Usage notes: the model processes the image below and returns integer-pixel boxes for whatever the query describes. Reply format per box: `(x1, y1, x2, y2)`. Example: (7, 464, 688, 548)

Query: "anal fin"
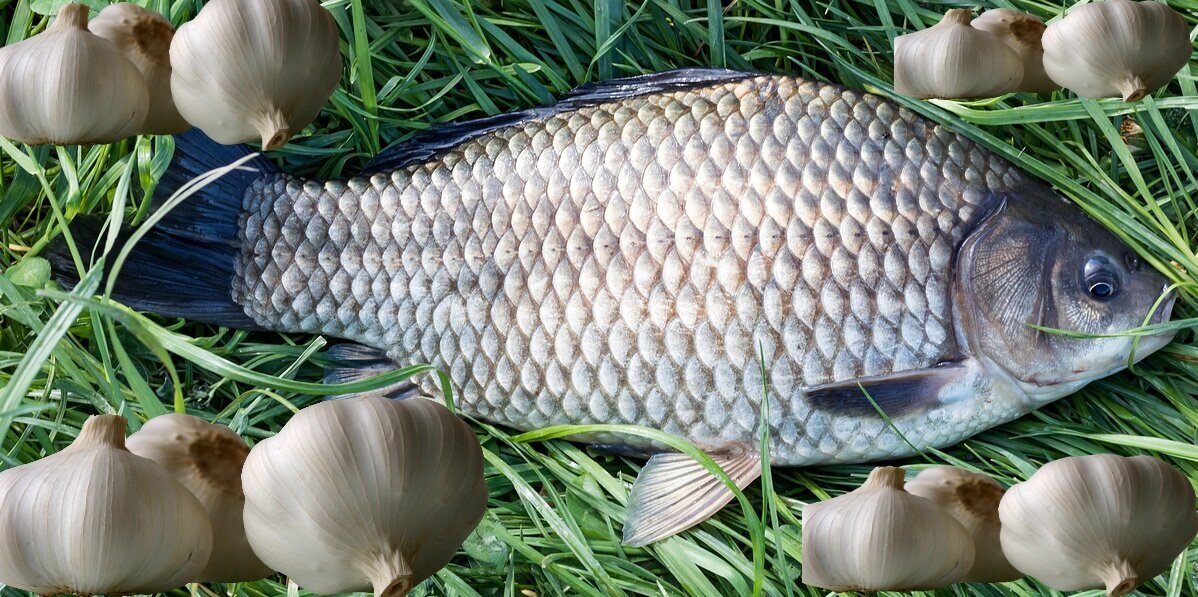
(323, 343, 419, 400)
(621, 445, 761, 547)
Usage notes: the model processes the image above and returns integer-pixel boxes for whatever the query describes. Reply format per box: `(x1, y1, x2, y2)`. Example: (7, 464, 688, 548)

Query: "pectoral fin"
(323, 343, 418, 400)
(803, 361, 968, 418)
(621, 445, 761, 547)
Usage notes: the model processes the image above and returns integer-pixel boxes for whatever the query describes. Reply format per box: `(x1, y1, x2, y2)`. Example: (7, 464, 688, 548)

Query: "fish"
(50, 68, 1176, 546)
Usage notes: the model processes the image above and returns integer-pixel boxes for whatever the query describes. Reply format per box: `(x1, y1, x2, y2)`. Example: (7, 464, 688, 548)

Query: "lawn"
(1, 0, 1197, 595)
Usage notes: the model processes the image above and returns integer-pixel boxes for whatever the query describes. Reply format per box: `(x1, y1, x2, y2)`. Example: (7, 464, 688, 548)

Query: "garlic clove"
(169, 0, 342, 149)
(1042, 0, 1191, 101)
(0, 3, 149, 145)
(0, 415, 213, 595)
(126, 413, 272, 583)
(802, 466, 976, 591)
(971, 9, 1058, 93)
(999, 454, 1198, 595)
(89, 3, 190, 135)
(905, 466, 1021, 582)
(242, 397, 487, 597)
(894, 9, 1025, 99)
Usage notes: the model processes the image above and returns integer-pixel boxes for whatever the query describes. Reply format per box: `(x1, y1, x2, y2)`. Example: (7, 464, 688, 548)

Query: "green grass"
(1, 0, 1197, 595)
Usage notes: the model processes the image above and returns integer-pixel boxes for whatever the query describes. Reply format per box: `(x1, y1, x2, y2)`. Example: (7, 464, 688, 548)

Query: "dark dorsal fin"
(361, 68, 755, 175)
(554, 68, 753, 107)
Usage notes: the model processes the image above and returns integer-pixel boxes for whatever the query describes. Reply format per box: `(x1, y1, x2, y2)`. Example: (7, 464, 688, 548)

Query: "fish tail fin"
(46, 130, 278, 329)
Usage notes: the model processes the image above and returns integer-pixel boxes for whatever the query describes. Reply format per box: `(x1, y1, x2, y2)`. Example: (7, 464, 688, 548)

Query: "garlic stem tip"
(258, 109, 291, 150)
(1119, 75, 1149, 102)
(1122, 89, 1147, 103)
(370, 554, 415, 597)
(376, 576, 413, 597)
(262, 128, 291, 151)
(942, 9, 974, 25)
(76, 415, 129, 449)
(55, 4, 90, 30)
(1102, 560, 1139, 596)
(255, 104, 292, 149)
(864, 466, 906, 489)
(1107, 577, 1138, 597)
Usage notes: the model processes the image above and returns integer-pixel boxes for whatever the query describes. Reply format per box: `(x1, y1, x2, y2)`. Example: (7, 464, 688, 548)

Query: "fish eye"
(1082, 255, 1120, 301)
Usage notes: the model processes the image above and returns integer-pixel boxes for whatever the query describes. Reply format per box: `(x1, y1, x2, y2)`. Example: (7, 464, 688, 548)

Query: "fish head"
(956, 186, 1175, 404)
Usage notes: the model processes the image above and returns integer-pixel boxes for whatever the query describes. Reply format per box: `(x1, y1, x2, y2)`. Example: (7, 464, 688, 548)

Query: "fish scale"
(232, 74, 1026, 464)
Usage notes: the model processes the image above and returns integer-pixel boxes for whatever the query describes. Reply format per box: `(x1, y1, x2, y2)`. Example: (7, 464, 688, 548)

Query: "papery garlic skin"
(170, 0, 342, 149)
(971, 9, 1057, 93)
(905, 466, 1021, 582)
(1042, 0, 1191, 101)
(127, 413, 272, 582)
(242, 397, 487, 597)
(0, 3, 148, 145)
(802, 467, 975, 591)
(894, 9, 1024, 99)
(89, 3, 190, 134)
(0, 415, 213, 595)
(999, 454, 1198, 596)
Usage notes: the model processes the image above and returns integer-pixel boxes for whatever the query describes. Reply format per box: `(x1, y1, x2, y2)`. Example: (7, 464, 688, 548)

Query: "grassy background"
(1, 0, 1197, 595)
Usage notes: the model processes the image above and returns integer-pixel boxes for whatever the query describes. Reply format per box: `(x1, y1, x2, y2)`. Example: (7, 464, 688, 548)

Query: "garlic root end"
(1100, 560, 1139, 596)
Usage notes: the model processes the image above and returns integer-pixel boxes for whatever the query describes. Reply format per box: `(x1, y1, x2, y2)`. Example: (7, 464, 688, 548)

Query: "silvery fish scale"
(232, 74, 1026, 465)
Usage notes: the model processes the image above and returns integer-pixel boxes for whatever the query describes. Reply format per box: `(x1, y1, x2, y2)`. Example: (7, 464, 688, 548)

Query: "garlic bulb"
(0, 3, 148, 144)
(1042, 0, 1191, 101)
(905, 466, 1021, 582)
(242, 397, 487, 597)
(999, 454, 1198, 596)
(89, 3, 189, 134)
(0, 415, 213, 595)
(971, 9, 1057, 92)
(126, 413, 272, 582)
(894, 9, 1024, 99)
(170, 0, 342, 149)
(802, 467, 975, 591)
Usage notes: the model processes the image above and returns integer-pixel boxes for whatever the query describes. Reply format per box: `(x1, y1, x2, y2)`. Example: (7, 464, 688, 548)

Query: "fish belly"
(232, 75, 1025, 463)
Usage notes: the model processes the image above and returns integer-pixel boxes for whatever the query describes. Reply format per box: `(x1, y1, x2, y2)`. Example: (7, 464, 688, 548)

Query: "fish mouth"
(1021, 358, 1135, 397)
(1152, 283, 1177, 325)
(1019, 284, 1177, 393)
(1130, 283, 1178, 362)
